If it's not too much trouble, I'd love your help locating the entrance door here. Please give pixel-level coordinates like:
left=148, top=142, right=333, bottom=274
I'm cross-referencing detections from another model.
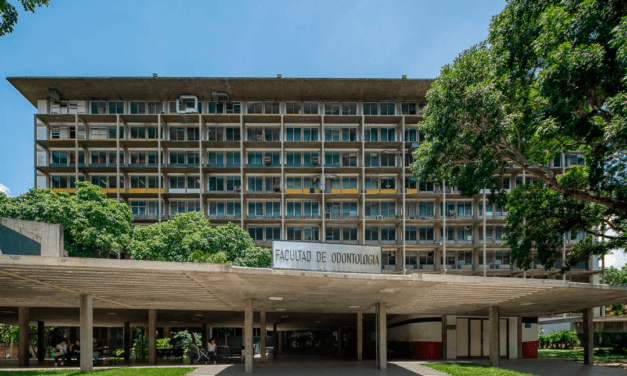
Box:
left=458, top=318, right=509, bottom=359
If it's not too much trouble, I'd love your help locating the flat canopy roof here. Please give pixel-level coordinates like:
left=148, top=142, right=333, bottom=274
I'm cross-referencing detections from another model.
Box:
left=7, top=76, right=435, bottom=107
left=1, top=256, right=626, bottom=322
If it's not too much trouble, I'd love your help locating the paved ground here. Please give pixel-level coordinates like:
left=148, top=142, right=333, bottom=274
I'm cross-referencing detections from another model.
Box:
left=187, top=359, right=451, bottom=376
left=475, top=358, right=626, bottom=376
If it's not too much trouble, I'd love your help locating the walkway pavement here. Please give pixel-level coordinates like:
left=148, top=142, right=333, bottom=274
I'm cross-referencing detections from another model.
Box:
left=475, top=358, right=626, bottom=376
left=187, top=359, right=451, bottom=376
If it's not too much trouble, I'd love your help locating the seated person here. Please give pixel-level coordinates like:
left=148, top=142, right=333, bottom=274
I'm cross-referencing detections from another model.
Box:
left=54, top=340, right=69, bottom=366
left=202, top=338, right=218, bottom=364
left=93, top=337, right=104, bottom=366
left=69, top=340, right=80, bottom=365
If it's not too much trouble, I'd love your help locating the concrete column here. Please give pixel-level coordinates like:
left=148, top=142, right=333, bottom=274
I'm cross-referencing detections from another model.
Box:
left=357, top=313, right=363, bottom=361
left=517, top=318, right=523, bottom=360
left=377, top=302, right=387, bottom=370
left=278, top=328, right=284, bottom=354
left=164, top=327, right=171, bottom=339
left=489, top=306, right=500, bottom=367
left=148, top=309, right=157, bottom=365
left=260, top=311, right=267, bottom=362
left=245, top=300, right=254, bottom=373
left=202, top=323, right=208, bottom=349
left=37, top=321, right=45, bottom=363
left=441, top=315, right=448, bottom=360
left=583, top=308, right=594, bottom=365
left=337, top=326, right=342, bottom=357
left=273, top=323, right=278, bottom=359
left=18, top=307, right=29, bottom=367
left=124, top=322, right=131, bottom=361
left=80, top=294, right=93, bottom=372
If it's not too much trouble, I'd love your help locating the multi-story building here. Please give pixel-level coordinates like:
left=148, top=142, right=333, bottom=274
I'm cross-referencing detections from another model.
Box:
left=8, top=76, right=595, bottom=278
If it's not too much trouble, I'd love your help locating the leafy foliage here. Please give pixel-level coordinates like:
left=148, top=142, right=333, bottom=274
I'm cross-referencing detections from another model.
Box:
left=128, top=211, right=271, bottom=268
left=0, top=182, right=133, bottom=258
left=603, top=266, right=627, bottom=315
left=0, top=0, right=49, bottom=37
left=538, top=329, right=580, bottom=349
left=412, top=0, right=627, bottom=270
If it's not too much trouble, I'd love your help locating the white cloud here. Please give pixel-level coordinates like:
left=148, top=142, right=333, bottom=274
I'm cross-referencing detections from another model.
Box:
left=0, top=183, right=10, bottom=196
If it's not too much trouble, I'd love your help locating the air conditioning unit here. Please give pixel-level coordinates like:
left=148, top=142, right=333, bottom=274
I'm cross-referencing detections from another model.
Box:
left=264, top=156, right=272, bottom=165
left=464, top=226, right=472, bottom=231
left=256, top=134, right=264, bottom=141
left=448, top=210, right=456, bottom=217
left=313, top=156, right=320, bottom=165
left=325, top=212, right=332, bottom=219
left=160, top=111, right=166, bottom=115
left=235, top=186, right=241, bottom=192
left=435, top=241, right=442, bottom=246
left=309, top=188, right=316, bottom=193
left=376, top=215, right=383, bottom=220
left=273, top=185, right=281, bottom=192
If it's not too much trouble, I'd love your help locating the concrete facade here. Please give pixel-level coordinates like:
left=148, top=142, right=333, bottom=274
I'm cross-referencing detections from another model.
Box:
left=0, top=218, right=64, bottom=257
left=6, top=76, right=596, bottom=279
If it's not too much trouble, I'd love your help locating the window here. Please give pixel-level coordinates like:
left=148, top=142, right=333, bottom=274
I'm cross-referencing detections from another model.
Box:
left=51, top=151, right=68, bottom=165
left=248, top=128, right=263, bottom=141
left=187, top=127, right=200, bottom=141
left=341, top=103, right=357, bottom=115
left=130, top=102, right=146, bottom=114
left=266, top=226, right=281, bottom=240
left=324, top=103, right=340, bottom=115
left=501, top=177, right=511, bottom=190
left=570, top=154, right=585, bottom=166
left=225, top=102, right=241, bottom=114
left=265, top=102, right=280, bottom=114
left=304, top=201, right=319, bottom=217
left=187, top=201, right=201, bottom=212
left=130, top=127, right=146, bottom=139
left=187, top=176, right=200, bottom=189
left=341, top=128, right=357, bottom=141
left=343, top=227, right=358, bottom=241
left=342, top=177, right=358, bottom=189
left=495, top=250, right=510, bottom=265
left=365, top=202, right=379, bottom=216
left=266, top=202, right=281, bottom=217
left=401, top=103, right=417, bottom=115
left=380, top=103, right=395, bottom=115
left=419, top=227, right=434, bottom=241
left=381, top=154, right=396, bottom=167
left=91, top=176, right=107, bottom=188
left=286, top=177, right=302, bottom=189
left=169, top=176, right=185, bottom=189
left=169, top=127, right=185, bottom=141
left=247, top=177, right=263, bottom=192
left=286, top=102, right=301, bottom=114
left=405, top=128, right=417, bottom=141
left=90, top=151, right=107, bottom=165
left=325, top=226, right=340, bottom=241
left=51, top=176, right=68, bottom=189
left=382, top=251, right=396, bottom=266
left=419, top=182, right=434, bottom=192
left=304, top=227, right=319, bottom=241
left=363, top=103, right=378, bottom=115
left=226, top=176, right=241, bottom=191
left=208, top=152, right=224, bottom=167
left=303, top=127, right=318, bottom=141
left=364, top=128, right=378, bottom=141
left=285, top=128, right=301, bottom=141
left=342, top=202, right=358, bottom=217
left=108, top=102, right=124, bottom=114
left=303, top=102, right=318, bottom=114
left=130, top=176, right=146, bottom=189
left=147, top=101, right=163, bottom=114
left=248, top=201, right=263, bottom=217
left=247, top=152, right=263, bottom=166
left=364, top=177, right=379, bottom=190
left=405, top=227, right=417, bottom=241
left=325, top=127, right=340, bottom=141
left=187, top=152, right=200, bottom=166
left=458, top=251, right=473, bottom=266
left=287, top=202, right=302, bottom=217
left=407, top=251, right=417, bottom=268
left=226, top=152, right=240, bottom=166
left=131, top=201, right=146, bottom=216
left=324, top=152, right=340, bottom=166
left=287, top=227, right=302, bottom=241
left=341, top=152, right=357, bottom=167
left=381, top=177, right=395, bottom=189
left=226, top=127, right=241, bottom=141
left=457, top=201, right=473, bottom=216
left=209, top=177, right=225, bottom=191
left=419, top=201, right=435, bottom=216
left=248, top=226, right=263, bottom=241
left=365, top=227, right=379, bottom=241
left=91, top=102, right=106, bottom=114
left=381, top=227, right=396, bottom=241
left=457, top=226, right=472, bottom=241
left=265, top=128, right=280, bottom=141
left=380, top=202, right=395, bottom=216
left=380, top=127, right=395, bottom=141
left=286, top=153, right=301, bottom=166
left=169, top=152, right=185, bottom=165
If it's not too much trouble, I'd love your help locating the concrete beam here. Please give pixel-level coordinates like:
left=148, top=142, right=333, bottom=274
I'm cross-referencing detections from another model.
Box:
left=260, top=311, right=267, bottom=362
left=37, top=321, right=44, bottom=363
left=80, top=294, right=93, bottom=372
left=148, top=309, right=157, bottom=365
left=489, top=306, right=500, bottom=367
left=583, top=308, right=594, bottom=365
left=377, top=302, right=387, bottom=370
left=124, top=322, right=131, bottom=361
left=18, top=307, right=29, bottom=367
left=245, top=300, right=253, bottom=373
left=357, top=313, right=363, bottom=361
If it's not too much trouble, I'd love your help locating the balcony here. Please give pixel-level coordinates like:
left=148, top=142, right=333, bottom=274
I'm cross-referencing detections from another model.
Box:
left=127, top=188, right=165, bottom=194
left=285, top=188, right=322, bottom=194
left=363, top=188, right=398, bottom=194
left=325, top=188, right=360, bottom=194
left=207, top=214, right=241, bottom=220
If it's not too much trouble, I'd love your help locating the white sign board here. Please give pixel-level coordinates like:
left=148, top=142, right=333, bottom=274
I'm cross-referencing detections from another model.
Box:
left=272, top=241, right=382, bottom=274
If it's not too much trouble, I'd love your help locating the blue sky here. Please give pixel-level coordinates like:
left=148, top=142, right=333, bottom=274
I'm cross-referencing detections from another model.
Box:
left=0, top=0, right=507, bottom=196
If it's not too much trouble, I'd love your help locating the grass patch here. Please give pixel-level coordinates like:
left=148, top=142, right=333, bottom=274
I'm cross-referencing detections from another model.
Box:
left=0, top=367, right=194, bottom=376
left=424, top=363, right=540, bottom=376
left=539, top=348, right=627, bottom=361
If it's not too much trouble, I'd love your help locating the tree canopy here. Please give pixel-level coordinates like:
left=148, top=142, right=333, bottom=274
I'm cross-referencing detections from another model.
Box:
left=0, top=181, right=133, bottom=257
left=0, top=0, right=49, bottom=37
left=128, top=211, right=271, bottom=268
left=412, top=0, right=627, bottom=270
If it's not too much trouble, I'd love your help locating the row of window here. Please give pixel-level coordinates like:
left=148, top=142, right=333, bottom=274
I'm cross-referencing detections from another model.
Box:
left=49, top=100, right=425, bottom=116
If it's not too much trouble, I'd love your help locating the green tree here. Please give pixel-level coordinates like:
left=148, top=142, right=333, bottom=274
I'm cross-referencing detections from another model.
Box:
left=128, top=211, right=271, bottom=268
left=0, top=181, right=133, bottom=258
left=0, top=0, right=49, bottom=37
left=604, top=266, right=627, bottom=315
left=412, top=0, right=627, bottom=270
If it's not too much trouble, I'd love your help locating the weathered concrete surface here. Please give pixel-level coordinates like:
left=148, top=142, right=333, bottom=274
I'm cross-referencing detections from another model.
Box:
left=0, top=217, right=63, bottom=257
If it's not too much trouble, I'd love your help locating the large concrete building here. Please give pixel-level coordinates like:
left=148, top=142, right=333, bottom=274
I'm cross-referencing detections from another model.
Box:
left=7, top=76, right=594, bottom=279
